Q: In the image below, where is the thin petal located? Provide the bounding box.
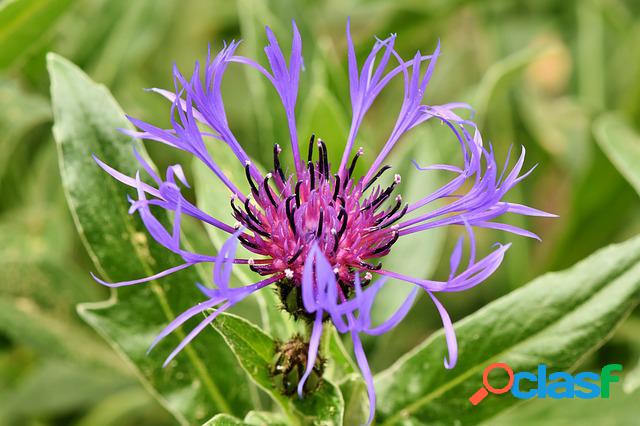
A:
[427,291,457,369]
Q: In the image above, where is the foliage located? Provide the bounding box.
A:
[1,0,639,425]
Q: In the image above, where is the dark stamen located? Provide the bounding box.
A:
[230,198,247,222]
[295,181,302,207]
[333,174,341,200]
[307,134,315,163]
[371,183,397,210]
[250,264,272,275]
[359,260,382,270]
[364,178,400,212]
[287,246,303,264]
[371,231,399,255]
[316,211,324,238]
[246,220,270,238]
[238,235,259,249]
[308,162,315,190]
[286,196,297,236]
[380,204,409,229]
[245,163,259,197]
[337,207,348,240]
[244,198,263,225]
[263,175,278,207]
[318,139,329,177]
[273,144,285,182]
[332,230,340,253]
[347,147,363,183]
[375,196,402,225]
[363,165,392,192]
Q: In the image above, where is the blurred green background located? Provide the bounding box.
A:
[2,0,640,424]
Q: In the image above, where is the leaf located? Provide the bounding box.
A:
[624,359,640,394]
[203,411,289,426]
[0,0,73,70]
[243,410,288,425]
[212,313,344,426]
[323,326,357,380]
[593,113,640,197]
[203,414,248,426]
[48,53,254,424]
[374,235,640,425]
[339,374,369,426]
[488,388,640,426]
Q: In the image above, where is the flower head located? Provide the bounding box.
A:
[92,19,553,424]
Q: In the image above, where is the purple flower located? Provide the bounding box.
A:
[92,19,553,423]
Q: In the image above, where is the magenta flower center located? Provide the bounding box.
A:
[234,136,407,286]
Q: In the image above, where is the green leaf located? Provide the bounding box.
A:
[203,414,248,426]
[624,358,640,394]
[323,326,357,380]
[48,53,254,424]
[243,410,288,425]
[593,113,640,197]
[374,235,640,425]
[339,374,369,426]
[0,0,73,70]
[203,411,289,426]
[488,388,640,426]
[212,313,344,425]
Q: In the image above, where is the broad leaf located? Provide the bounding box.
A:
[594,113,640,196]
[48,53,254,424]
[203,411,288,426]
[212,313,344,425]
[374,235,640,425]
[203,414,247,426]
[488,388,640,426]
[339,374,369,426]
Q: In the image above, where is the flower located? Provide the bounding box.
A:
[92,19,553,424]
